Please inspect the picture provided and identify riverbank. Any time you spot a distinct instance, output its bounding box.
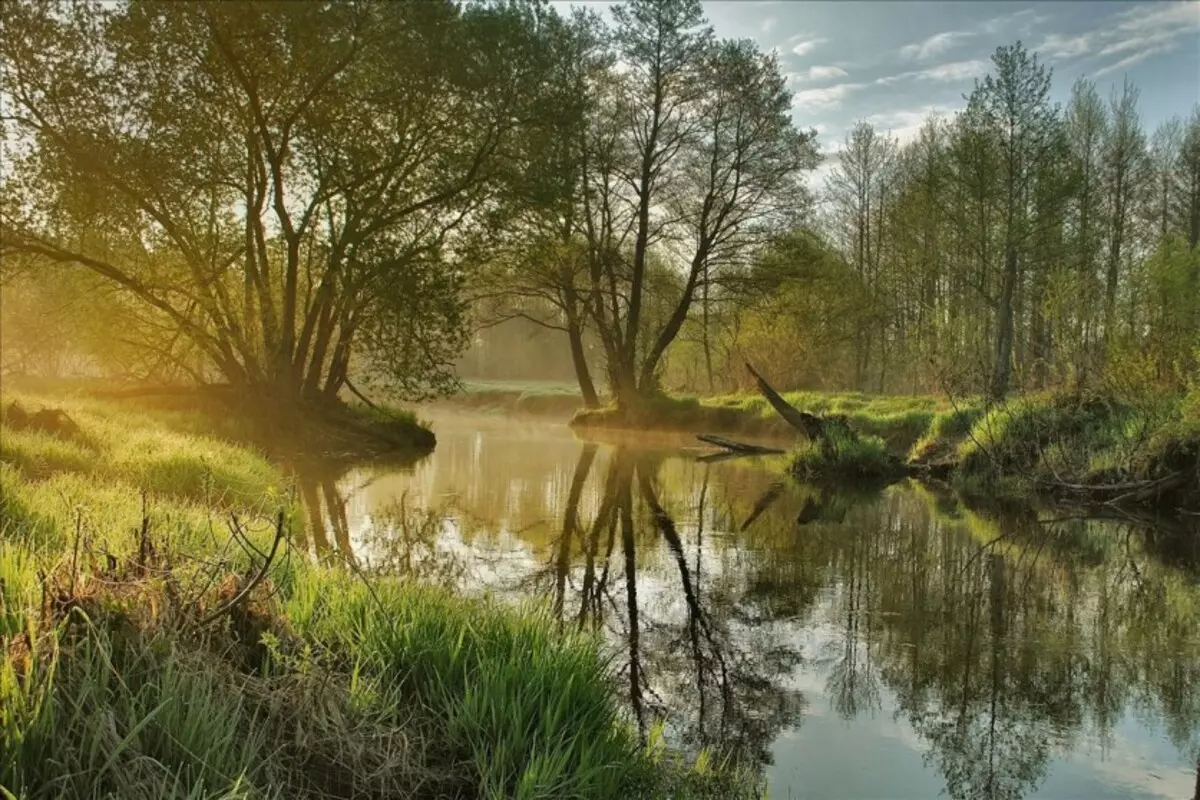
[0,389,760,799]
[571,390,943,453]
[418,379,587,420]
[3,376,438,463]
[570,388,1200,513]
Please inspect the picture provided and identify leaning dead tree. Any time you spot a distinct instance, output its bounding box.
[744,362,857,456]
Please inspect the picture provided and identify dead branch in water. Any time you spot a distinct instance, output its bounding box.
[696,434,785,455]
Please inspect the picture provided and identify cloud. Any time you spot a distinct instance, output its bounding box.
[899,31,973,61]
[761,17,776,34]
[1093,43,1177,77]
[1039,32,1095,60]
[864,104,956,145]
[790,37,829,57]
[1036,0,1200,65]
[916,59,988,81]
[981,7,1040,35]
[791,65,849,83]
[791,82,864,110]
[876,59,987,85]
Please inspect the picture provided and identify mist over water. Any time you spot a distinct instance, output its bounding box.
[301,412,1200,800]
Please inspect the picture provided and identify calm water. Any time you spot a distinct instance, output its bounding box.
[298,412,1200,800]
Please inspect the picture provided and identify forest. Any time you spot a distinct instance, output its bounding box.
[1,1,1199,799]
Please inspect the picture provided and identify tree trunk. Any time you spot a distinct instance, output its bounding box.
[990,244,1018,400]
[566,315,600,408]
[637,260,703,394]
[702,259,714,392]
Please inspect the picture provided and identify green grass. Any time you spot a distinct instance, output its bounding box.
[908,404,985,464]
[572,389,942,455]
[954,391,1199,505]
[789,428,897,481]
[0,390,760,799]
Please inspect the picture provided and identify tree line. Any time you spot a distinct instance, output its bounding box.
[662,45,1200,400]
[2,1,1196,409]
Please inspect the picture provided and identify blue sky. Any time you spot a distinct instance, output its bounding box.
[558,1,1199,169]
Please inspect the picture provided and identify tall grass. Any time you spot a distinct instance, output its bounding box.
[0,391,760,799]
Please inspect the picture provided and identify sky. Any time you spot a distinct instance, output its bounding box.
[557,0,1200,176]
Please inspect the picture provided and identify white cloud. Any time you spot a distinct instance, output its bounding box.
[981,7,1039,35]
[790,37,829,57]
[761,17,776,34]
[916,59,988,82]
[1037,0,1200,65]
[898,31,973,61]
[876,59,987,85]
[792,83,864,110]
[1093,43,1178,77]
[864,104,956,145]
[1038,32,1095,60]
[791,65,849,83]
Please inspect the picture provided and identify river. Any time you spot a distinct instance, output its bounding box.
[296,411,1200,800]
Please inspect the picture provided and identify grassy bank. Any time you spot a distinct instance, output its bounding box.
[938,391,1200,509]
[422,380,587,419]
[0,391,760,799]
[569,384,1198,511]
[2,376,437,463]
[572,390,942,453]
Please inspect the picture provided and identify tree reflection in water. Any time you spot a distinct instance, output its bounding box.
[298,437,1200,800]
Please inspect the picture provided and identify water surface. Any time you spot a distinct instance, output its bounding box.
[299,412,1200,800]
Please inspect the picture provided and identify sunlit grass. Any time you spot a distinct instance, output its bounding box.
[0,390,759,799]
[955,392,1197,495]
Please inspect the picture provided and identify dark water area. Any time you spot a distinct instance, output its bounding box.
[298,411,1200,800]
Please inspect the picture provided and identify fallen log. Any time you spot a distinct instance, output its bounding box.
[696,434,786,455]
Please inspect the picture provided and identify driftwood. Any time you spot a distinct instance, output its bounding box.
[744,362,856,456]
[696,434,785,456]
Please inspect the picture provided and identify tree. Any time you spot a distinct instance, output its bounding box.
[468,8,612,407]
[963,42,1063,399]
[1178,106,1200,250]
[1101,78,1147,348]
[634,39,817,392]
[586,0,712,407]
[0,0,559,404]
[827,122,898,389]
[1063,78,1108,381]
